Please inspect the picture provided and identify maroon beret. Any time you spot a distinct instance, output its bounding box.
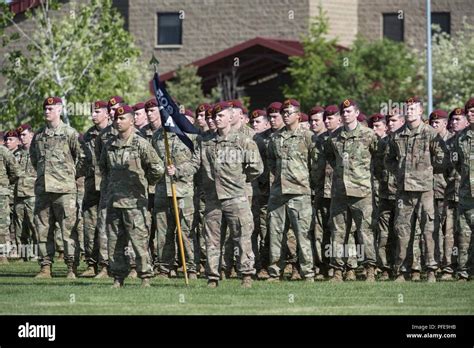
[16,124,32,134]
[93,100,108,110]
[299,113,309,122]
[114,105,134,118]
[196,103,212,115]
[205,105,214,119]
[43,96,62,108]
[449,107,465,119]
[465,98,474,113]
[357,113,367,122]
[368,113,386,128]
[132,102,146,112]
[405,96,422,105]
[4,129,19,139]
[184,109,194,118]
[340,98,358,111]
[266,102,282,114]
[213,101,233,115]
[145,98,158,110]
[108,96,124,108]
[429,109,448,121]
[250,109,267,119]
[324,105,340,117]
[230,100,248,114]
[282,99,300,110]
[309,106,325,116]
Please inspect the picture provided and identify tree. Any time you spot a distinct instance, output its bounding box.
[0,0,149,132]
[166,64,221,111]
[419,22,474,111]
[283,7,422,115]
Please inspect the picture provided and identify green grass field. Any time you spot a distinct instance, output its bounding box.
[0,260,472,315]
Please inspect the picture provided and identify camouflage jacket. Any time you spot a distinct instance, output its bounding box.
[30,121,82,195]
[99,132,163,209]
[238,124,257,197]
[0,146,20,196]
[319,123,378,198]
[373,135,397,200]
[140,123,160,143]
[452,127,474,199]
[444,134,461,202]
[385,122,448,192]
[268,126,315,196]
[433,130,454,199]
[80,125,103,193]
[254,128,274,197]
[310,130,333,199]
[152,129,197,198]
[15,147,36,198]
[176,129,263,201]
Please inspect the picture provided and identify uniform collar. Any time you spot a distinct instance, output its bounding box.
[111,132,135,148]
[340,122,361,139]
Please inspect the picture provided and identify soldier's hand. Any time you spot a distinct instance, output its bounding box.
[166,165,176,176]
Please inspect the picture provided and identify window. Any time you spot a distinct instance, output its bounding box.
[431,12,450,35]
[157,13,182,46]
[383,13,404,42]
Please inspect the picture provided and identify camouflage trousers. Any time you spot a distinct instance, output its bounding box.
[14,196,37,258]
[83,190,108,267]
[376,198,396,271]
[329,195,376,271]
[204,196,255,281]
[192,192,206,268]
[154,196,196,274]
[393,190,437,275]
[34,193,79,266]
[434,198,456,273]
[251,195,269,271]
[312,196,331,274]
[75,190,84,255]
[268,194,314,278]
[146,194,156,262]
[457,197,474,279]
[0,195,10,256]
[106,206,153,279]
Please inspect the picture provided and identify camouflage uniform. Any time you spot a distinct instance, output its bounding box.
[385,122,448,276]
[75,177,85,257]
[317,123,378,273]
[175,130,263,281]
[267,126,315,279]
[99,132,163,280]
[452,127,474,279]
[9,148,22,255]
[30,121,82,268]
[152,129,197,275]
[14,147,37,257]
[79,125,109,270]
[0,146,20,257]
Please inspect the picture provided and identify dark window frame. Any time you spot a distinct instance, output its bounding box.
[431,12,451,35]
[382,13,404,42]
[156,12,183,46]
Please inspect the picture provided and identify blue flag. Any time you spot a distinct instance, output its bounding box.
[152,72,199,152]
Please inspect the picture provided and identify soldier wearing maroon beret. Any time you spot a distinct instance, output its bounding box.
[448,107,468,133]
[308,106,326,136]
[141,98,161,142]
[132,102,148,131]
[107,96,125,119]
[4,130,20,153]
[205,104,217,133]
[195,103,211,133]
[368,113,388,138]
[249,109,269,134]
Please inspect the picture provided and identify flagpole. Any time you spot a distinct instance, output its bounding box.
[150,55,188,286]
[163,129,189,286]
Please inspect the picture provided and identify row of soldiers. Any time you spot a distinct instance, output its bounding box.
[0,94,473,288]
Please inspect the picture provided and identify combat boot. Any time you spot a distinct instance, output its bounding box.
[57,251,64,261]
[290,263,301,281]
[365,266,375,282]
[305,276,314,283]
[111,278,124,288]
[266,275,281,282]
[241,275,252,288]
[411,271,421,282]
[128,268,138,279]
[344,269,356,281]
[66,265,77,279]
[207,279,218,288]
[94,266,110,279]
[188,272,198,280]
[427,271,436,283]
[457,276,467,282]
[229,266,238,279]
[155,271,169,279]
[35,264,52,278]
[141,278,151,288]
[394,273,405,282]
[80,265,97,277]
[440,272,453,281]
[379,270,390,281]
[329,270,343,282]
[257,268,270,280]
[169,269,177,278]
[0,256,9,264]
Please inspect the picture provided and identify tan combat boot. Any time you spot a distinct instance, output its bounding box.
[411,271,421,281]
[344,269,356,281]
[80,265,97,277]
[128,268,138,279]
[188,272,198,280]
[394,273,405,282]
[257,268,270,280]
[57,251,64,261]
[365,266,375,282]
[94,266,110,279]
[241,275,253,288]
[111,278,124,288]
[266,275,281,282]
[440,272,453,281]
[379,270,390,281]
[35,264,52,278]
[427,270,436,283]
[141,278,151,288]
[290,263,302,281]
[66,265,77,279]
[207,279,218,288]
[329,270,343,282]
